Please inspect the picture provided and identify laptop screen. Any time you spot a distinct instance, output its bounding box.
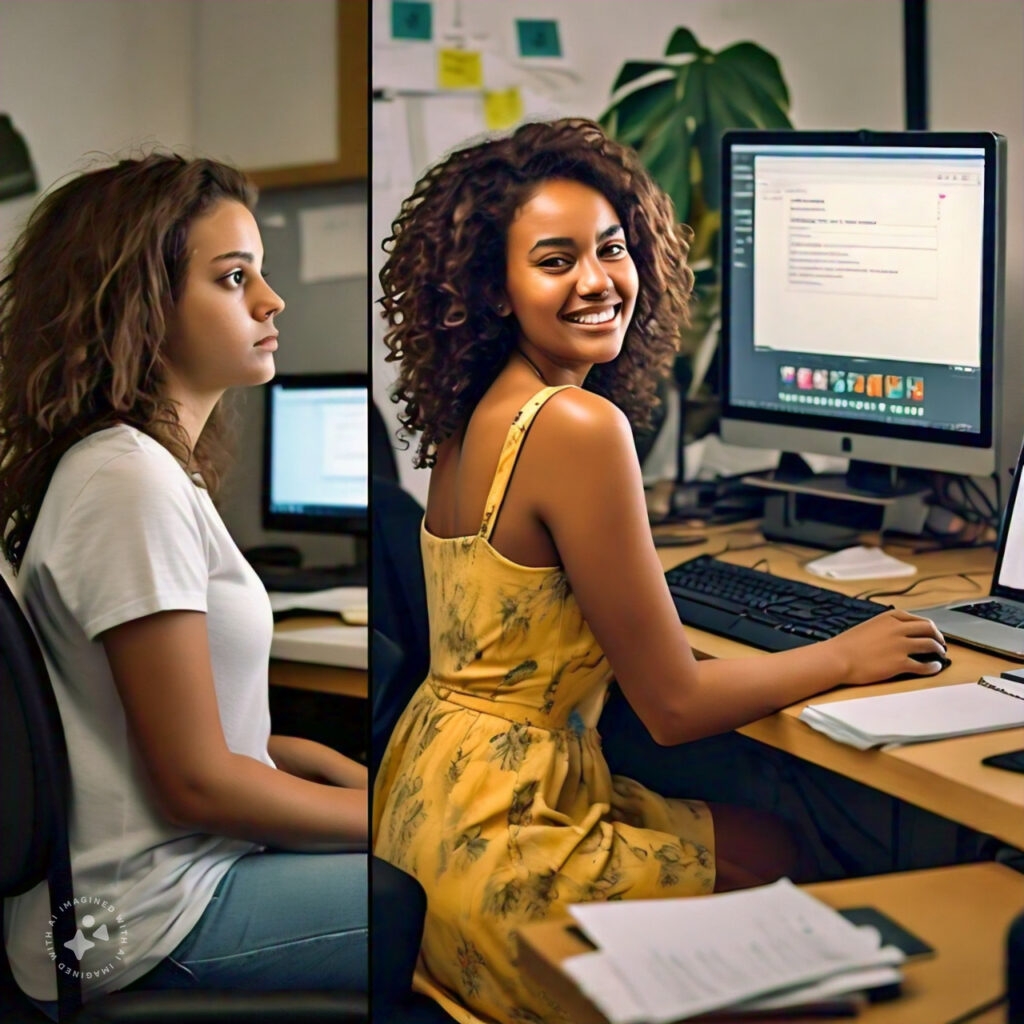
[993,442,1024,594]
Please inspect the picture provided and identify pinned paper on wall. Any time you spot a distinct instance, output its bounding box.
[516,19,562,59]
[372,99,415,191]
[299,205,367,283]
[391,0,432,41]
[419,94,485,166]
[437,48,483,89]
[483,87,523,131]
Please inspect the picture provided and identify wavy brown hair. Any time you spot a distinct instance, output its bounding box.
[380,118,693,467]
[0,154,256,570]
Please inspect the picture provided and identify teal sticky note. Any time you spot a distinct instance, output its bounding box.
[392,1,432,41]
[516,19,562,58]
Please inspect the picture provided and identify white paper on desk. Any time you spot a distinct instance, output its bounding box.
[564,878,902,1023]
[270,625,368,670]
[800,678,1024,749]
[299,205,367,282]
[268,586,367,615]
[805,545,915,581]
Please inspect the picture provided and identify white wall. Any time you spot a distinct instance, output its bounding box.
[0,0,193,250]
[930,0,1024,490]
[371,0,906,504]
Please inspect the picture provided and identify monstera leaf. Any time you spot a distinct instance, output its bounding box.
[600,30,792,267]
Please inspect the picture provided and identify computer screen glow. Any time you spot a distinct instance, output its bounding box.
[267,381,367,521]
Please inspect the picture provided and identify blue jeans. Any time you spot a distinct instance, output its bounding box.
[32,849,367,1019]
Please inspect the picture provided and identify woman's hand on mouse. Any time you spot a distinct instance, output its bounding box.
[825,608,947,685]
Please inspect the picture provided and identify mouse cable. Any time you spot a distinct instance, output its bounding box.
[855,571,987,602]
[943,993,1006,1024]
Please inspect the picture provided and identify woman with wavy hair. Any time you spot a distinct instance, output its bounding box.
[373,118,946,1024]
[0,155,366,1017]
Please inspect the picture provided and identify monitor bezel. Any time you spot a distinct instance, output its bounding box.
[719,129,1002,472]
[261,371,368,536]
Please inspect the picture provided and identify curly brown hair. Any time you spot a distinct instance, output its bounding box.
[380,117,693,467]
[0,153,256,570]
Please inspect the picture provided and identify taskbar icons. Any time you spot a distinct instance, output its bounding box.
[778,392,925,417]
[778,364,926,417]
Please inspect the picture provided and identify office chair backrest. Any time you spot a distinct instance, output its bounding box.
[370,476,430,779]
[370,401,400,485]
[0,574,82,1017]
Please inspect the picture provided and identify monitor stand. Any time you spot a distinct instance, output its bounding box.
[743,453,932,550]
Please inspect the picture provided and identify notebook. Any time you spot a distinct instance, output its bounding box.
[799,675,1024,749]
[913,439,1024,657]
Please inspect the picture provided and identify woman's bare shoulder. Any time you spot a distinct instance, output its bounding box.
[534,387,632,443]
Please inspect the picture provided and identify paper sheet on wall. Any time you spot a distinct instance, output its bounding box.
[372,98,416,191]
[299,205,367,283]
[416,94,485,167]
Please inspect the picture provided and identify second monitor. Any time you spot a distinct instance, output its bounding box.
[718,129,1007,544]
[255,372,368,591]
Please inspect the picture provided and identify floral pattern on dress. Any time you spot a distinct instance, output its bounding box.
[372,385,716,1024]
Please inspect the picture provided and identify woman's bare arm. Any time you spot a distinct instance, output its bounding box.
[101,611,367,845]
[520,389,945,746]
[268,735,368,789]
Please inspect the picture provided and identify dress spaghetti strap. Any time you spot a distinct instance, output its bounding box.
[477,384,576,543]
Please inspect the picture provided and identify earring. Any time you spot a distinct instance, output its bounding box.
[495,302,508,316]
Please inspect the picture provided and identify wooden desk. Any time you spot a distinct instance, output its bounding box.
[518,862,1024,1024]
[653,527,1024,848]
[270,616,368,699]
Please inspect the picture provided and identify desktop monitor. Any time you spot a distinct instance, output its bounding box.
[719,130,1007,491]
[261,372,368,535]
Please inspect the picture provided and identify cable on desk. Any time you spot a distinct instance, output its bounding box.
[855,572,987,602]
[943,993,1007,1024]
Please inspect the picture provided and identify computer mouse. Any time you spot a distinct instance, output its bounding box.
[910,651,951,671]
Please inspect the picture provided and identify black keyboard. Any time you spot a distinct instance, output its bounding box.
[255,564,366,593]
[956,600,1024,628]
[665,554,889,651]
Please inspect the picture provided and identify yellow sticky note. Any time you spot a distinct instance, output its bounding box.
[438,48,483,90]
[483,87,523,131]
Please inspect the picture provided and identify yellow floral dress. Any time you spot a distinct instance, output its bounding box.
[373,386,715,1024]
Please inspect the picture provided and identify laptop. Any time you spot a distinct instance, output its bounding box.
[913,442,1024,657]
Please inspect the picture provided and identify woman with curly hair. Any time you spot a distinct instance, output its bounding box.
[0,155,367,1017]
[373,118,946,1024]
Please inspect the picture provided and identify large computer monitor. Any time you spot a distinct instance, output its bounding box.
[719,130,1007,503]
[261,372,368,535]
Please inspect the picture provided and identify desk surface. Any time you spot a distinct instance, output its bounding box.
[653,526,1024,848]
[518,861,1023,1024]
[270,616,367,698]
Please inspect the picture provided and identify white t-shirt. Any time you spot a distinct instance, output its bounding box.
[3,425,275,1000]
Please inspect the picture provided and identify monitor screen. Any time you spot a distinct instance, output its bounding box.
[262,372,368,534]
[720,130,1005,479]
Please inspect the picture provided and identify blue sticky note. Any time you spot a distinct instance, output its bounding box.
[516,19,561,59]
[392,0,432,42]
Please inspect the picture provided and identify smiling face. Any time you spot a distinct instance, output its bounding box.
[503,178,638,380]
[164,199,285,414]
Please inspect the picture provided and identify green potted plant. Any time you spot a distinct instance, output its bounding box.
[600,28,793,438]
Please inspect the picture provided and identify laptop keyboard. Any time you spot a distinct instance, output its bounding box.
[954,600,1024,629]
[665,554,889,652]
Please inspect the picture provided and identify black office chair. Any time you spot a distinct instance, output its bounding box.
[369,481,453,1023]
[370,475,429,781]
[0,572,367,1023]
[370,401,400,485]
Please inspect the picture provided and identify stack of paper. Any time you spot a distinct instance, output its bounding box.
[805,545,915,581]
[800,677,1024,750]
[268,586,367,618]
[562,878,903,1023]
